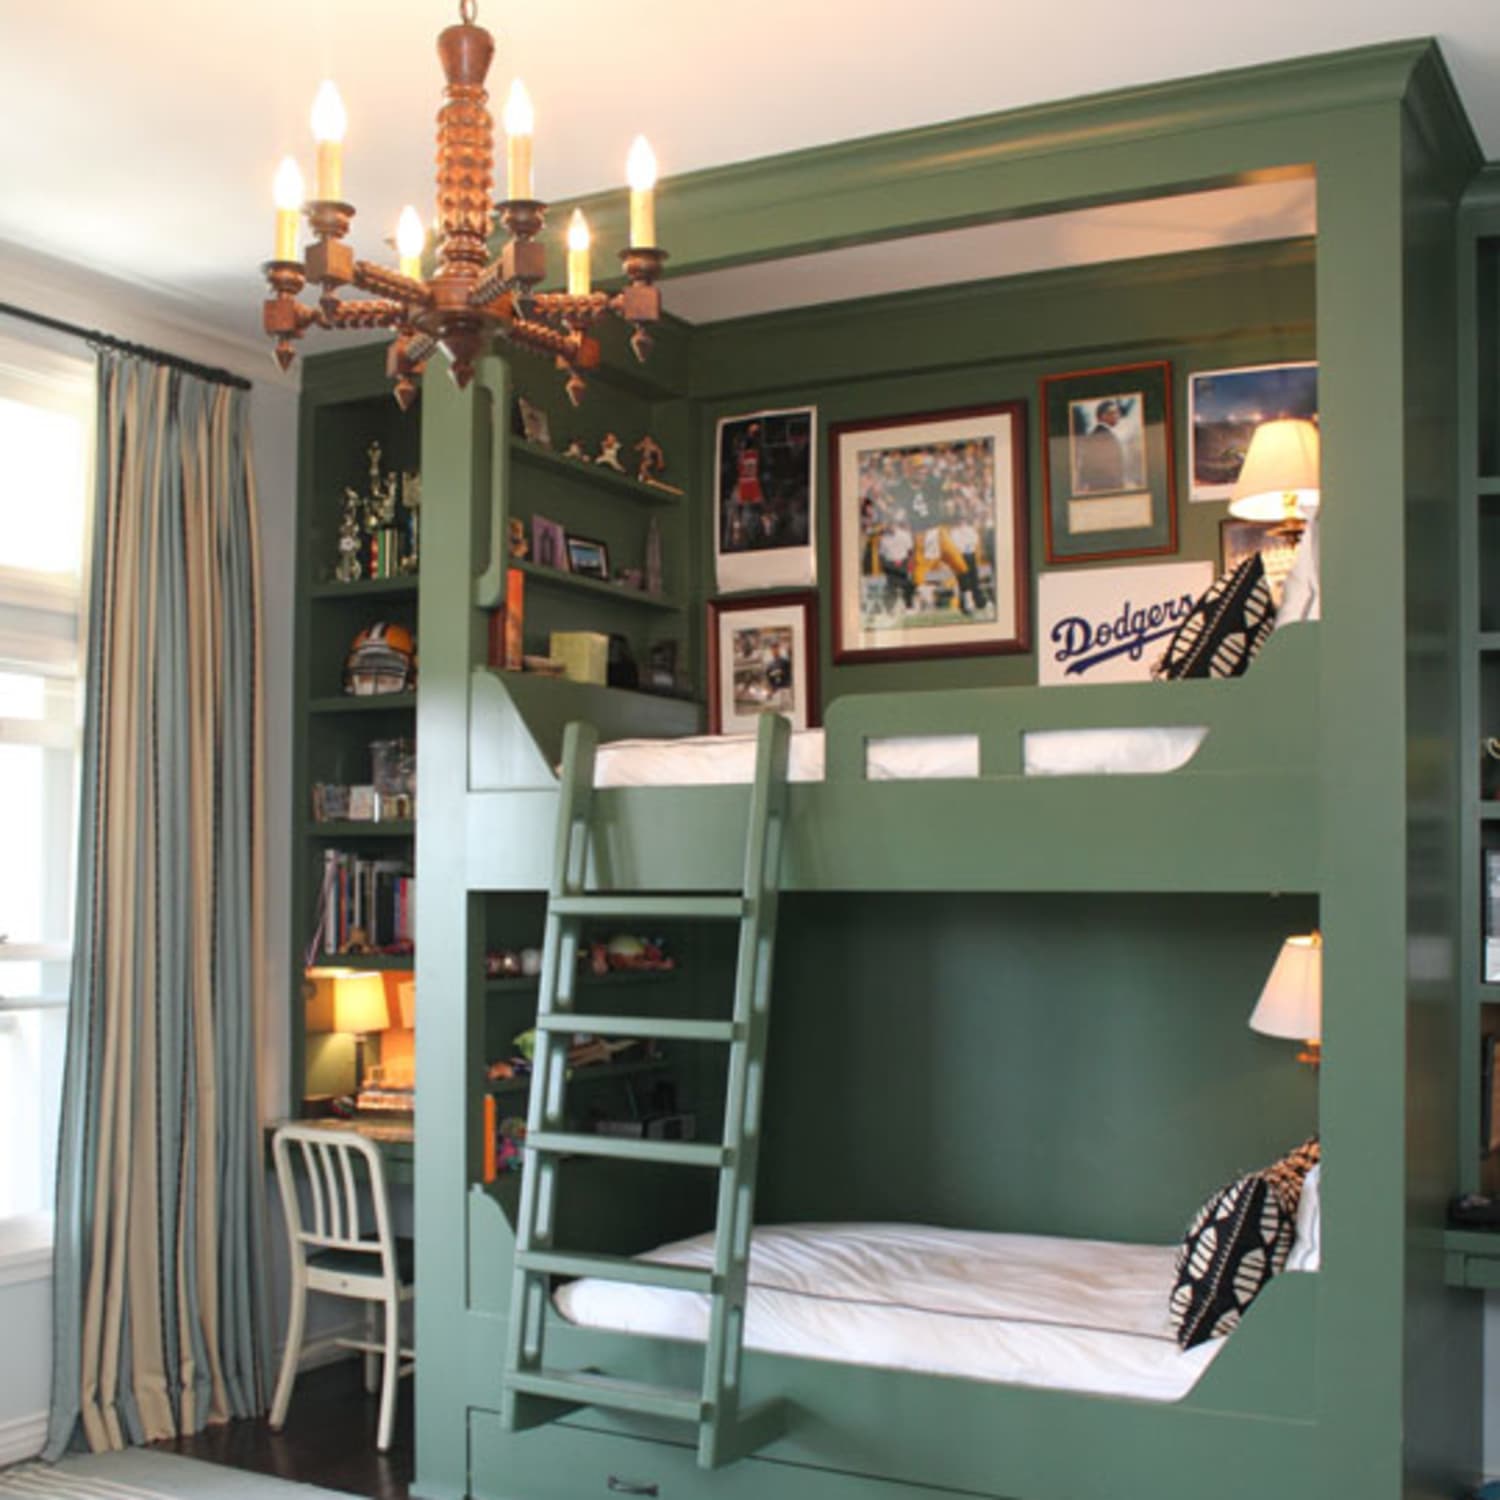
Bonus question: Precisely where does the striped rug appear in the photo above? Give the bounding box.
[0,1452,348,1500]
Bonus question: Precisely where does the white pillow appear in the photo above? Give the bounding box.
[1285,1163,1321,1272]
[1276,515,1320,626]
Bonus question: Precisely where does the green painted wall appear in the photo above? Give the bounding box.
[758,892,1318,1244]
[689,241,1315,702]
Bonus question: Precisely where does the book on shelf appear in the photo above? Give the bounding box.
[1487,850,1500,983]
[306,848,415,966]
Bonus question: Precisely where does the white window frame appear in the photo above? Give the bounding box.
[0,330,94,1252]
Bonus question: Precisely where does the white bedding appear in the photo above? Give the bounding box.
[553,1222,1222,1401]
[592,727,1207,787]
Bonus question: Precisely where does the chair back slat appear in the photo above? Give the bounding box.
[272,1123,397,1277]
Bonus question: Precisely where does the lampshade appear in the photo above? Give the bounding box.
[1228,419,1321,524]
[332,971,390,1036]
[1248,933,1322,1044]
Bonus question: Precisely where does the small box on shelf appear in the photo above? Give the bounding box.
[550,631,609,686]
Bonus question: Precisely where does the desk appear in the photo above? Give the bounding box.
[270,1115,416,1186]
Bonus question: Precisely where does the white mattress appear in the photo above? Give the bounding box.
[553,1222,1222,1401]
[592,727,1207,786]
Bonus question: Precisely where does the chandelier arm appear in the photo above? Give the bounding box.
[468,263,510,308]
[322,299,412,331]
[528,291,611,325]
[353,261,432,308]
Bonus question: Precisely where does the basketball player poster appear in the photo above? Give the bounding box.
[714,407,817,592]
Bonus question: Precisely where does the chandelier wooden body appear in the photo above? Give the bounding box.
[261,0,666,408]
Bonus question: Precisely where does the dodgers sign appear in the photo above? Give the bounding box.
[1037,562,1213,685]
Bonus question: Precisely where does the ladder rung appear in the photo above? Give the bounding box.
[551,894,745,921]
[528,1130,729,1168]
[508,1369,704,1423]
[535,1014,738,1044]
[517,1249,716,1293]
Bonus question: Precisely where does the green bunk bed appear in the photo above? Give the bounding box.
[405,38,1482,1500]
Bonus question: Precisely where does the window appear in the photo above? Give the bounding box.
[0,333,93,1229]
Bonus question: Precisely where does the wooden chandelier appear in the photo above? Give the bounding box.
[261,0,666,408]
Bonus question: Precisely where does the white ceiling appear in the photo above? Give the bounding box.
[0,0,1493,356]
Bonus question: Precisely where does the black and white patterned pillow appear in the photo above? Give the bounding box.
[1170,1137,1320,1350]
[1153,554,1277,680]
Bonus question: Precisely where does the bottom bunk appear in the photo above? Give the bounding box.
[462,889,1325,1500]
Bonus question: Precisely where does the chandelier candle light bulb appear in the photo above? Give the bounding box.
[397,207,424,280]
[310,81,348,201]
[567,210,592,296]
[273,157,305,261]
[627,135,657,248]
[504,80,535,200]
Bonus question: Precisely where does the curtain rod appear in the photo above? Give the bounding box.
[0,301,253,392]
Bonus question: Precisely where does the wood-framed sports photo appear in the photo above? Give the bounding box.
[707,591,819,735]
[1040,361,1177,563]
[829,402,1029,664]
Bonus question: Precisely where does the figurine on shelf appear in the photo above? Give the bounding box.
[633,434,685,494]
[645,514,663,596]
[335,497,364,583]
[399,470,421,574]
[563,438,589,463]
[594,432,625,472]
[508,517,529,560]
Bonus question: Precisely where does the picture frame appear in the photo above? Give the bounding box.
[1040,361,1176,563]
[707,592,819,735]
[530,514,568,571]
[1218,517,1300,604]
[516,395,551,449]
[829,402,1029,664]
[565,533,610,581]
[1189,361,1318,501]
[714,407,817,592]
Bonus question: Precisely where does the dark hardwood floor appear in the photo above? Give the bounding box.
[152,1359,412,1500]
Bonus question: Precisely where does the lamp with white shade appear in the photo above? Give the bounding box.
[1228,418,1321,538]
[1248,931,1322,1066]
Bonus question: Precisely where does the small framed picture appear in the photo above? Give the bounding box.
[516,395,551,449]
[707,592,819,735]
[1189,361,1318,501]
[1219,517,1300,604]
[829,402,1029,664]
[715,407,817,592]
[530,514,568,571]
[1040,362,1176,564]
[565,533,610,580]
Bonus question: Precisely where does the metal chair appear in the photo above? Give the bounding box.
[269,1123,415,1450]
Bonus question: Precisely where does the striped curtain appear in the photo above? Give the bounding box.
[45,351,270,1456]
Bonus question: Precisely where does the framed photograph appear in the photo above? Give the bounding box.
[516,395,551,449]
[707,592,819,735]
[1189,361,1318,501]
[1040,361,1176,563]
[715,407,817,592]
[829,402,1029,665]
[530,514,568,571]
[1219,517,1300,604]
[565,533,610,580]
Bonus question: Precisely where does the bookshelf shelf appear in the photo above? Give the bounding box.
[305,820,417,839]
[309,577,420,601]
[512,439,681,506]
[486,1056,670,1097]
[515,561,682,614]
[309,952,416,973]
[485,969,680,995]
[308,693,418,715]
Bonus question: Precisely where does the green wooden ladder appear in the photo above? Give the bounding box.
[501,711,792,1468]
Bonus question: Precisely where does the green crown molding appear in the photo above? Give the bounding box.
[520,39,1443,277]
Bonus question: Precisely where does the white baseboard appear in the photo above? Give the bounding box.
[0,1410,49,1466]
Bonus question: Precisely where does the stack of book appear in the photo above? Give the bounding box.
[307,849,415,962]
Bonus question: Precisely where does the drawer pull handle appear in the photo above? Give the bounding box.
[607,1478,659,1496]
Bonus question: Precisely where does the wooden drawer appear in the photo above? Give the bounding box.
[469,1412,986,1500]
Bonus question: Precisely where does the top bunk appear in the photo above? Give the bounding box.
[463,620,1319,895]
